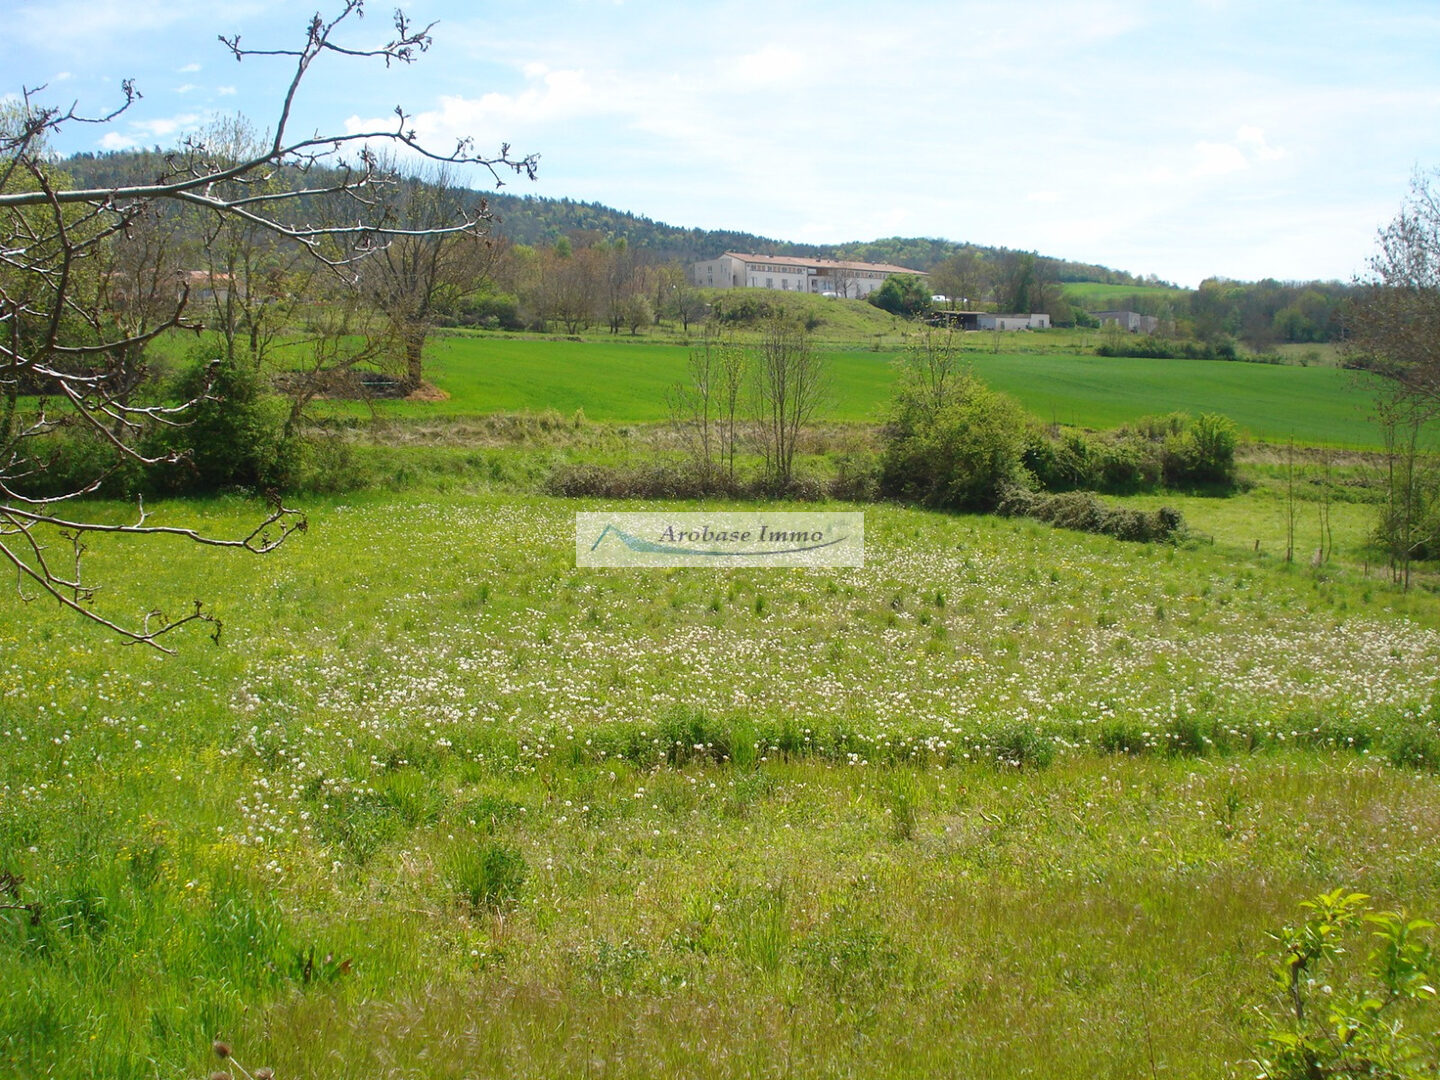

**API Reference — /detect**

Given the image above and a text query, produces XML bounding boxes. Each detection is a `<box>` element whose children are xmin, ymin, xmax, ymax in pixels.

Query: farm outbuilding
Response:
<box><xmin>1094</xmin><ymin>310</ymin><xmax>1160</xmax><ymax>334</ymax></box>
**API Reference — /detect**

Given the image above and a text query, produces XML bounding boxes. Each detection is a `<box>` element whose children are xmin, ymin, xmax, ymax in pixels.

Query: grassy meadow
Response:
<box><xmin>3</xmin><ymin>489</ymin><xmax>1440</xmax><ymax>1078</ymax></box>
<box><xmin>5</xmin><ymin>312</ymin><xmax>1438</xmax><ymax>1079</ymax></box>
<box><xmin>1060</xmin><ymin>281</ymin><xmax>1186</xmax><ymax>308</ymax></box>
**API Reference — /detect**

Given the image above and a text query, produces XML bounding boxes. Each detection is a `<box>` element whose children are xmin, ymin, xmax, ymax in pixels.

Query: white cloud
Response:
<box><xmin>1236</xmin><ymin>125</ymin><xmax>1285</xmax><ymax>162</ymax></box>
<box><xmin>728</xmin><ymin>44</ymin><xmax>811</xmax><ymax>86</ymax></box>
<box><xmin>177</xmin><ymin>62</ymin><xmax>200</xmax><ymax>73</ymax></box>
<box><xmin>1192</xmin><ymin>126</ymin><xmax>1287</xmax><ymax>177</ymax></box>
<box><xmin>1193</xmin><ymin>140</ymin><xmax>1251</xmax><ymax>176</ymax></box>
<box><xmin>348</xmin><ymin>65</ymin><xmax>606</xmax><ymax>146</ymax></box>
<box><xmin>113</xmin><ymin>113</ymin><xmax>203</xmax><ymax>142</ymax></box>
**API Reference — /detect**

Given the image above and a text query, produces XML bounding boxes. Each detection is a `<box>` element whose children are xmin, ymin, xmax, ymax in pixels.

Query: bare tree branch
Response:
<box><xmin>1</xmin><ymin>2</ymin><xmax>531</xmax><ymax>646</ymax></box>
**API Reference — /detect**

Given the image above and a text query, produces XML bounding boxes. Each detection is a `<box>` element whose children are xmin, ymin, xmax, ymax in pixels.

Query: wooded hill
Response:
<box><xmin>58</xmin><ymin>149</ymin><xmax>1357</xmax><ymax>344</ymax></box>
<box><xmin>59</xmin><ymin>149</ymin><xmax>1152</xmax><ymax>283</ymax></box>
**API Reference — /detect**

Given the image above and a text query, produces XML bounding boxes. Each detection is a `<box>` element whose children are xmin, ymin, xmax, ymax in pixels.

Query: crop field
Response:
<box><xmin>356</xmin><ymin>334</ymin><xmax>1380</xmax><ymax>446</ymax></box>
<box><xmin>1060</xmin><ymin>282</ymin><xmax>1186</xmax><ymax>307</ymax></box>
<box><xmin>3</xmin><ymin>491</ymin><xmax>1439</xmax><ymax>1078</ymax></box>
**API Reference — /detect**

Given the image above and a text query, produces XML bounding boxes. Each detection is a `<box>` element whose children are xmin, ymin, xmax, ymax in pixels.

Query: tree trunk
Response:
<box><xmin>404</xmin><ymin>327</ymin><xmax>426</xmax><ymax>392</ymax></box>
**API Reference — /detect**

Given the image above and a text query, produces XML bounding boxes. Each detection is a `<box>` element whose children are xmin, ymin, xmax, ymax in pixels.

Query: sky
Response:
<box><xmin>5</xmin><ymin>0</ymin><xmax>1439</xmax><ymax>287</ymax></box>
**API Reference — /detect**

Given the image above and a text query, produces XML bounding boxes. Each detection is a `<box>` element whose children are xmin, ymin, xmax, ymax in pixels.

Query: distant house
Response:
<box><xmin>1094</xmin><ymin>310</ymin><xmax>1159</xmax><ymax>334</ymax></box>
<box><xmin>690</xmin><ymin>252</ymin><xmax>926</xmax><ymax>299</ymax></box>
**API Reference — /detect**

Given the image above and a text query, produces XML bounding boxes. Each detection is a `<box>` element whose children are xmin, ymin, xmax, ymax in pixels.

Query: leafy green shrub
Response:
<box><xmin>1023</xmin><ymin>411</ymin><xmax>1238</xmax><ymax>494</ymax></box>
<box><xmin>454</xmin><ymin>291</ymin><xmax>523</xmax><ymax>330</ymax></box>
<box><xmin>1095</xmin><ymin>336</ymin><xmax>1282</xmax><ymax>363</ymax></box>
<box><xmin>829</xmin><ymin>450</ymin><xmax>882</xmax><ymax>501</ymax></box>
<box><xmin>867</xmin><ymin>274</ymin><xmax>932</xmax><ymax>317</ymax></box>
<box><xmin>14</xmin><ymin>425</ymin><xmax>146</xmax><ymax>500</ymax></box>
<box><xmin>1163</xmin><ymin>412</ymin><xmax>1238</xmax><ymax>486</ymax></box>
<box><xmin>1023</xmin><ymin>427</ymin><xmax>1096</xmax><ymax>491</ymax></box>
<box><xmin>709</xmin><ymin>293</ymin><xmax>781</xmax><ymax>326</ymax></box>
<box><xmin>881</xmin><ymin>376</ymin><xmax>1031</xmax><ymax>511</ymax></box>
<box><xmin>1254</xmin><ymin>889</ymin><xmax>1439</xmax><ymax>1080</ymax></box>
<box><xmin>145</xmin><ymin>356</ymin><xmax>294</xmax><ymax>493</ymax></box>
<box><xmin>1093</xmin><ymin>431</ymin><xmax>1165</xmax><ymax>492</ymax></box>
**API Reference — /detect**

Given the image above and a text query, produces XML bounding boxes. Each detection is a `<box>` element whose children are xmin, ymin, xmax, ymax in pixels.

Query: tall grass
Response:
<box><xmin>2</xmin><ymin>492</ymin><xmax>1437</xmax><ymax>1077</ymax></box>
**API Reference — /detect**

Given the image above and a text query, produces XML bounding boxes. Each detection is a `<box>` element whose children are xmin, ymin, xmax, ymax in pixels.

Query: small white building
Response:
<box><xmin>691</xmin><ymin>252</ymin><xmax>926</xmax><ymax>298</ymax></box>
<box><xmin>978</xmin><ymin>313</ymin><xmax>1051</xmax><ymax>331</ymax></box>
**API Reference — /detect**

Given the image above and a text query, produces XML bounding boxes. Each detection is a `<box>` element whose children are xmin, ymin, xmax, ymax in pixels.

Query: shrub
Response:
<box><xmin>145</xmin><ymin>356</ymin><xmax>294</xmax><ymax>493</ymax></box>
<box><xmin>1023</xmin><ymin>427</ymin><xmax>1096</xmax><ymax>491</ymax></box>
<box><xmin>997</xmin><ymin>486</ymin><xmax>1184</xmax><ymax>542</ymax></box>
<box><xmin>1023</xmin><ymin>411</ymin><xmax>1239</xmax><ymax>495</ymax></box>
<box><xmin>454</xmin><ymin>291</ymin><xmax>523</xmax><ymax>330</ymax></box>
<box><xmin>1093</xmin><ymin>433</ymin><xmax>1164</xmax><ymax>492</ymax></box>
<box><xmin>1253</xmin><ymin>889</ymin><xmax>1440</xmax><ymax>1080</ymax></box>
<box><xmin>881</xmin><ymin>376</ymin><xmax>1031</xmax><ymax>511</ymax></box>
<box><xmin>1163</xmin><ymin>412</ymin><xmax>1238</xmax><ymax>486</ymax></box>
<box><xmin>15</xmin><ymin>425</ymin><xmax>146</xmax><ymax>500</ymax></box>
<box><xmin>867</xmin><ymin>274</ymin><xmax>932</xmax><ymax>317</ymax></box>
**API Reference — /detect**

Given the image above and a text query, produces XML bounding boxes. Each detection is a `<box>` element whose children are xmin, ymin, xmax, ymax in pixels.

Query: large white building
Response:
<box><xmin>691</xmin><ymin>252</ymin><xmax>926</xmax><ymax>299</ymax></box>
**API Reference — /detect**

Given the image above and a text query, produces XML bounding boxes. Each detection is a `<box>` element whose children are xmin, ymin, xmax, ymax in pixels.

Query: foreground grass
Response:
<box><xmin>2</xmin><ymin>492</ymin><xmax>1438</xmax><ymax>1078</ymax></box>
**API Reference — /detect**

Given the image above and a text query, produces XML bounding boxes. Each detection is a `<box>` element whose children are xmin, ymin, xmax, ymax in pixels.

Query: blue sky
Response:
<box><xmin>6</xmin><ymin>0</ymin><xmax>1439</xmax><ymax>287</ymax></box>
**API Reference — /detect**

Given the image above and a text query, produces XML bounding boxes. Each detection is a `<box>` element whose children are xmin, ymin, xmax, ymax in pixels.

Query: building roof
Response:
<box><xmin>722</xmin><ymin>252</ymin><xmax>926</xmax><ymax>276</ymax></box>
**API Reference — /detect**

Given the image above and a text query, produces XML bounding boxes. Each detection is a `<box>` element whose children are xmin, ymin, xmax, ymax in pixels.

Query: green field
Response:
<box><xmin>4</xmin><ymin>312</ymin><xmax>1428</xmax><ymax>1079</ymax></box>
<box><xmin>360</xmin><ymin>333</ymin><xmax>1380</xmax><ymax>446</ymax></box>
<box><xmin>3</xmin><ymin>491</ymin><xmax>1439</xmax><ymax>1078</ymax></box>
<box><xmin>1061</xmin><ymin>281</ymin><xmax>1186</xmax><ymax>307</ymax></box>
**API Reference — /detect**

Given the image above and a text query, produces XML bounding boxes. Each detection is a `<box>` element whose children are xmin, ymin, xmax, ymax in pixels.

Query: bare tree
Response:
<box><xmin>753</xmin><ymin>318</ymin><xmax>827</xmax><ymax>490</ymax></box>
<box><xmin>1348</xmin><ymin>169</ymin><xmax>1440</xmax><ymax>407</ymax></box>
<box><xmin>668</xmin><ymin>335</ymin><xmax>747</xmax><ymax>485</ymax></box>
<box><xmin>668</xmin><ymin>340</ymin><xmax>722</xmax><ymax>483</ymax></box>
<box><xmin>361</xmin><ymin>160</ymin><xmax>498</xmax><ymax>390</ymax></box>
<box><xmin>542</xmin><ymin>240</ymin><xmax>604</xmax><ymax>335</ymax></box>
<box><xmin>0</xmin><ymin>2</ymin><xmax>535</xmax><ymax>648</ymax></box>
<box><xmin>1372</xmin><ymin>387</ymin><xmax>1439</xmax><ymax>589</ymax></box>
<box><xmin>1345</xmin><ymin>169</ymin><xmax>1440</xmax><ymax>588</ymax></box>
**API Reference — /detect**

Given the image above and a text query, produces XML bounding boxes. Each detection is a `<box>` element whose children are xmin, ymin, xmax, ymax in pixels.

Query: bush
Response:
<box><xmin>867</xmin><ymin>274</ymin><xmax>932</xmax><ymax>318</ymax></box>
<box><xmin>997</xmin><ymin>486</ymin><xmax>1184</xmax><ymax>542</ymax></box>
<box><xmin>1023</xmin><ymin>427</ymin><xmax>1096</xmax><ymax>492</ymax></box>
<box><xmin>1163</xmin><ymin>412</ymin><xmax>1238</xmax><ymax>486</ymax></box>
<box><xmin>145</xmin><ymin>356</ymin><xmax>294</xmax><ymax>494</ymax></box>
<box><xmin>1023</xmin><ymin>411</ymin><xmax>1239</xmax><ymax>495</ymax></box>
<box><xmin>1093</xmin><ymin>433</ymin><xmax>1164</xmax><ymax>493</ymax></box>
<box><xmin>15</xmin><ymin>425</ymin><xmax>146</xmax><ymax>500</ymax></box>
<box><xmin>1094</xmin><ymin>337</ymin><xmax>1282</xmax><ymax>363</ymax></box>
<box><xmin>454</xmin><ymin>291</ymin><xmax>523</xmax><ymax>330</ymax></box>
<box><xmin>881</xmin><ymin>376</ymin><xmax>1031</xmax><ymax>511</ymax></box>
<box><xmin>1254</xmin><ymin>889</ymin><xmax>1440</xmax><ymax>1080</ymax></box>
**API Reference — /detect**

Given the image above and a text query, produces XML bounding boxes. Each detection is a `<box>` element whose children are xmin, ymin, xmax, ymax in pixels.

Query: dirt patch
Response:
<box><xmin>405</xmin><ymin>382</ymin><xmax>450</xmax><ymax>402</ymax></box>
